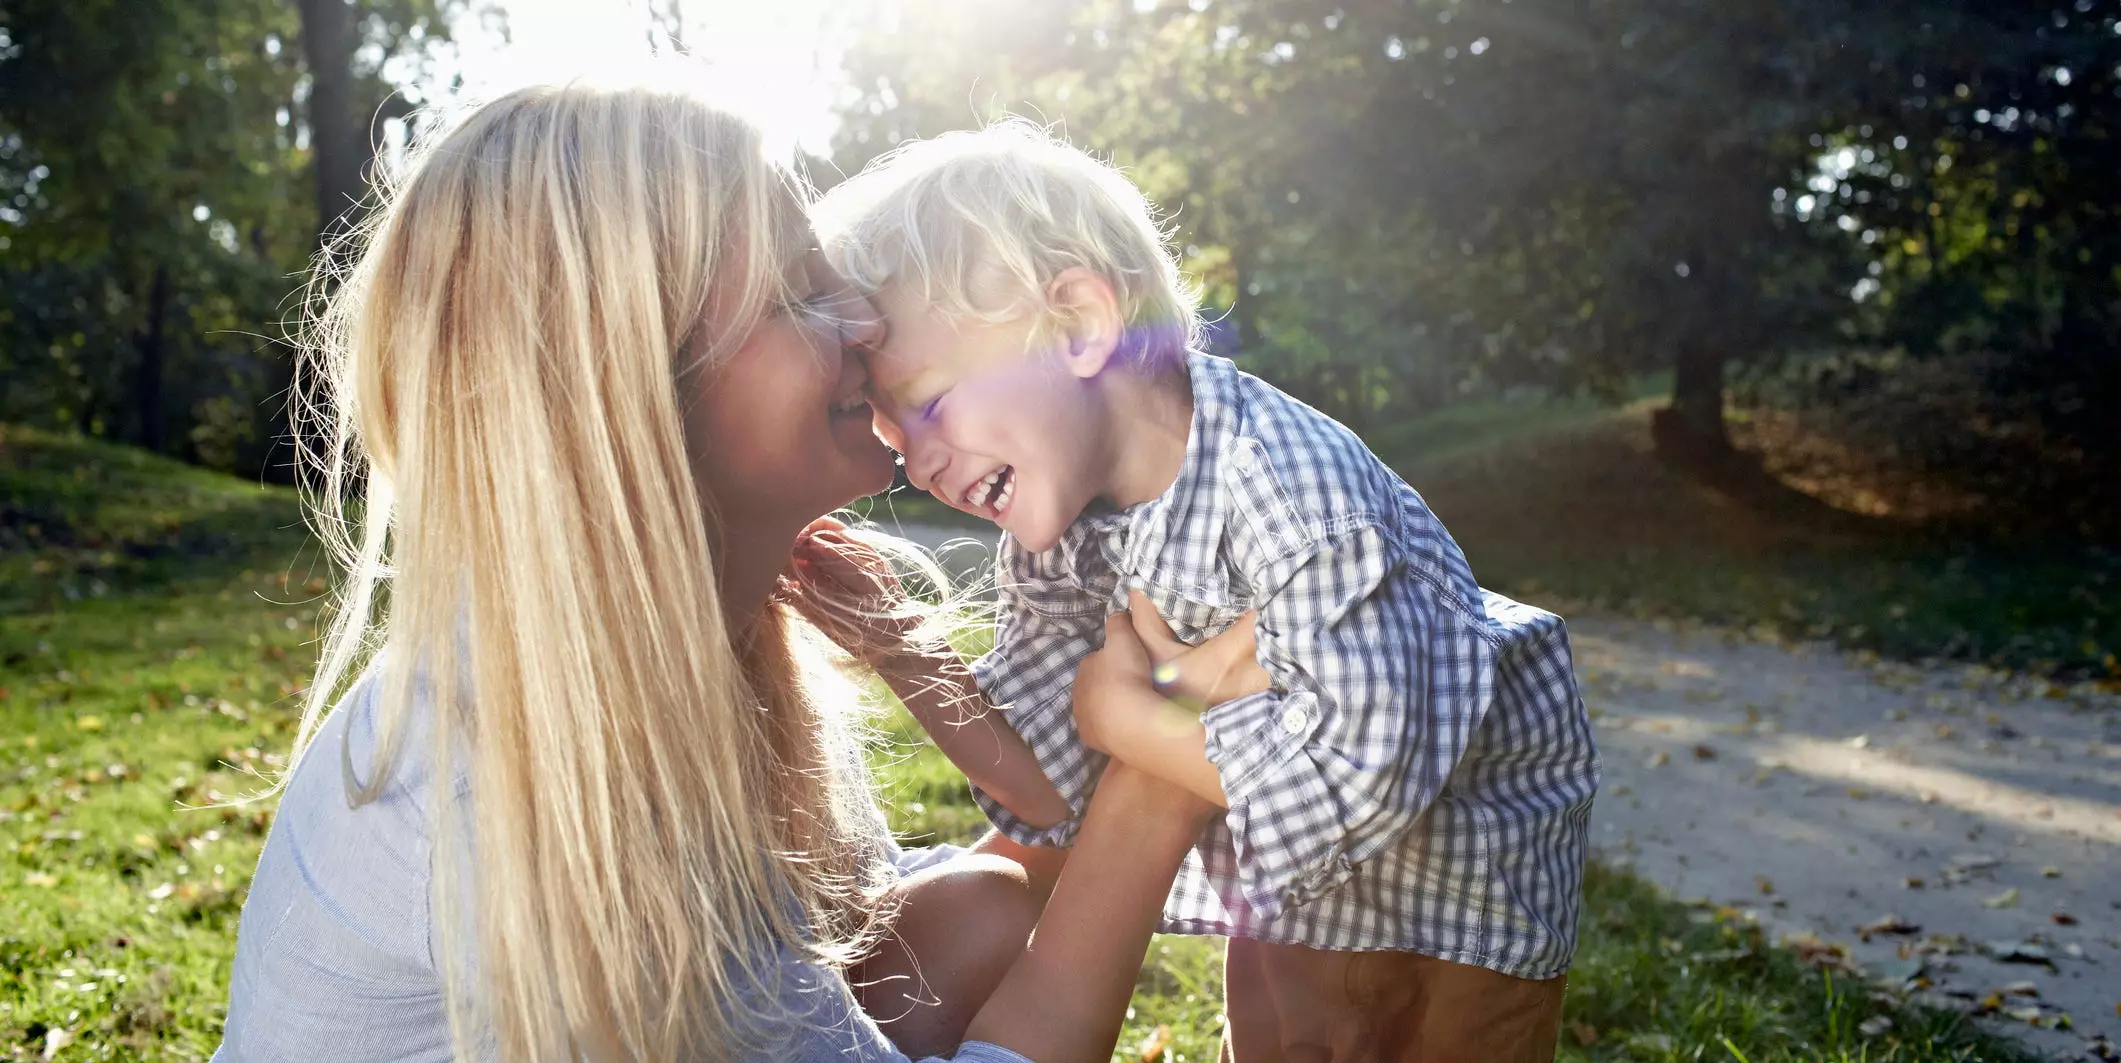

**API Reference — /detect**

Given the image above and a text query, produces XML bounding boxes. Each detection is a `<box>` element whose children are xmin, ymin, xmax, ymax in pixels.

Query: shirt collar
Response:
<box><xmin>1074</xmin><ymin>351</ymin><xmax>1242</xmax><ymax>605</ymax></box>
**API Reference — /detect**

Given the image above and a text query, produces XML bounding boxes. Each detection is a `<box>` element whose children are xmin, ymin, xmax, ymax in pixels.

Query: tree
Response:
<box><xmin>831</xmin><ymin>0</ymin><xmax>2115</xmax><ymax>472</ymax></box>
<box><xmin>0</xmin><ymin>0</ymin><xmax>454</xmax><ymax>474</ymax></box>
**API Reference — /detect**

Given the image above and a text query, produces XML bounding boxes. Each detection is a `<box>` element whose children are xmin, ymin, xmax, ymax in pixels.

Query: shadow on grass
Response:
<box><xmin>1</xmin><ymin>426</ymin><xmax>315</xmax><ymax>615</ymax></box>
<box><xmin>1396</xmin><ymin>404</ymin><xmax>2120</xmax><ymax>678</ymax></box>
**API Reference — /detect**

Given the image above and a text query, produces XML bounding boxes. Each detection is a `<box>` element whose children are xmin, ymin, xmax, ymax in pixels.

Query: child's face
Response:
<box><xmin>861</xmin><ymin>284</ymin><xmax>1108</xmax><ymax>553</ymax></box>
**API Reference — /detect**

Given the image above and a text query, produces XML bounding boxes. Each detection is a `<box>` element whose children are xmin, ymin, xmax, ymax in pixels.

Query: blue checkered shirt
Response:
<box><xmin>968</xmin><ymin>352</ymin><xmax>1601</xmax><ymax>978</ymax></box>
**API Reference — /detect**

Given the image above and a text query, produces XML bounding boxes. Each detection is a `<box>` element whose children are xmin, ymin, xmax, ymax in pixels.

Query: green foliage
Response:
<box><xmin>0</xmin><ymin>0</ymin><xmax>454</xmax><ymax>475</ymax></box>
<box><xmin>830</xmin><ymin>0</ymin><xmax>2121</xmax><ymax>453</ymax></box>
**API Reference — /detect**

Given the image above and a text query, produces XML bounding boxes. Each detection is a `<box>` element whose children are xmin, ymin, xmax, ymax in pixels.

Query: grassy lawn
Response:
<box><xmin>1384</xmin><ymin>396</ymin><xmax>2119</xmax><ymax>680</ymax></box>
<box><xmin>1</xmin><ymin>424</ymin><xmax>2041</xmax><ymax>1062</ymax></box>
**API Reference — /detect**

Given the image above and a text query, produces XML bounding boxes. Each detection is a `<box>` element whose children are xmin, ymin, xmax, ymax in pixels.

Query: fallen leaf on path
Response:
<box><xmin>1982</xmin><ymin>887</ymin><xmax>2020</xmax><ymax>909</ymax></box>
<box><xmin>2041</xmin><ymin>866</ymin><xmax>2061</xmax><ymax>878</ymax></box>
<box><xmin>1856</xmin><ymin>914</ymin><xmax>1921</xmax><ymax>941</ymax></box>
<box><xmin>1999</xmin><ymin>980</ymin><xmax>2040</xmax><ymax>997</ymax></box>
<box><xmin>1691</xmin><ymin>744</ymin><xmax>1717</xmax><ymax>760</ymax></box>
<box><xmin>1983</xmin><ymin>940</ymin><xmax>2056</xmax><ymax>967</ymax></box>
<box><xmin>1756</xmin><ymin>875</ymin><xmax>1774</xmax><ymax>895</ymax></box>
<box><xmin>2050</xmin><ymin>912</ymin><xmax>2078</xmax><ymax>926</ymax></box>
<box><xmin>1646</xmin><ymin>750</ymin><xmax>1670</xmax><ymax>767</ymax></box>
<box><xmin>1903</xmin><ymin>876</ymin><xmax>1926</xmax><ymax>889</ymax></box>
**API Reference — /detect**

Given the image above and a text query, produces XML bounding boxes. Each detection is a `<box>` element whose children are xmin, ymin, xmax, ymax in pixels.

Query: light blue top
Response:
<box><xmin>212</xmin><ymin>675</ymin><xmax>1028</xmax><ymax>1063</ymax></box>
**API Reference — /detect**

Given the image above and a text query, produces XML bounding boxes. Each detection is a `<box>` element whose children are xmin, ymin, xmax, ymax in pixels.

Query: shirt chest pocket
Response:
<box><xmin>1122</xmin><ymin>574</ymin><xmax>1252</xmax><ymax>646</ymax></box>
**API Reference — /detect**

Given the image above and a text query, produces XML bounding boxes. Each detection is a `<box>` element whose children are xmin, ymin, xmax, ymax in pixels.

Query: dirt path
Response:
<box><xmin>1577</xmin><ymin>616</ymin><xmax>2119</xmax><ymax>1060</ymax></box>
<box><xmin>880</xmin><ymin>522</ymin><xmax>2121</xmax><ymax>1059</ymax></box>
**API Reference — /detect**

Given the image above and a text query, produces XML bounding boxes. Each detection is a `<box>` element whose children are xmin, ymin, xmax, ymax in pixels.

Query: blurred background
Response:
<box><xmin>2</xmin><ymin>4</ymin><xmax>2119</xmax><ymax>1059</ymax></box>
<box><xmin>3</xmin><ymin>0</ymin><xmax>2117</xmax><ymax>673</ymax></box>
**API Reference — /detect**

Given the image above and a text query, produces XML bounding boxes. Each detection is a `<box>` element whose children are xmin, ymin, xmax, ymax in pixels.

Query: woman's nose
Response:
<box><xmin>834</xmin><ymin>288</ymin><xmax>888</xmax><ymax>353</ymax></box>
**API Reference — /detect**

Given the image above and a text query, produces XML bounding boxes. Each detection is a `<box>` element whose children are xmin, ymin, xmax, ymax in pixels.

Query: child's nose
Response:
<box><xmin>902</xmin><ymin>436</ymin><xmax>949</xmax><ymax>495</ymax></box>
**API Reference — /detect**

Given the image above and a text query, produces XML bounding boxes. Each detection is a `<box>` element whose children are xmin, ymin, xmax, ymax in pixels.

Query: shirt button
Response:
<box><xmin>1232</xmin><ymin>445</ymin><xmax>1258</xmax><ymax>471</ymax></box>
<box><xmin>1280</xmin><ymin>705</ymin><xmax>1309</xmax><ymax>735</ymax></box>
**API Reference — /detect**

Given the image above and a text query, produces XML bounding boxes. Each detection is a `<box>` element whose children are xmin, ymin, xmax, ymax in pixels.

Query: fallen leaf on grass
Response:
<box><xmin>41</xmin><ymin>1027</ymin><xmax>74</xmax><ymax>1061</ymax></box>
<box><xmin>1785</xmin><ymin>934</ymin><xmax>1860</xmax><ymax>975</ymax></box>
<box><xmin>1135</xmin><ymin>1024</ymin><xmax>1172</xmax><ymax>1062</ymax></box>
<box><xmin>24</xmin><ymin>872</ymin><xmax>56</xmax><ymax>887</ymax></box>
<box><xmin>1625</xmin><ymin>1032</ymin><xmax>1674</xmax><ymax>1053</ymax></box>
<box><xmin>1857</xmin><ymin>1015</ymin><xmax>1893</xmax><ymax>1037</ymax></box>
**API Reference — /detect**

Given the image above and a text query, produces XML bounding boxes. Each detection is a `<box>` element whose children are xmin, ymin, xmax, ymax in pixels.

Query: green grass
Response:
<box><xmin>1</xmin><ymin>424</ymin><xmax>2039</xmax><ymax>1061</ymax></box>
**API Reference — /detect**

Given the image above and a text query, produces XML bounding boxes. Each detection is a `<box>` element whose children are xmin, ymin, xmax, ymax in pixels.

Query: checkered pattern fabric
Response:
<box><xmin>968</xmin><ymin>352</ymin><xmax>1602</xmax><ymax>978</ymax></box>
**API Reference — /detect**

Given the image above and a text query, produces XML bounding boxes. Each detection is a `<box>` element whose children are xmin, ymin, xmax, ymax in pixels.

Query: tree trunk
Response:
<box><xmin>1668</xmin><ymin>335</ymin><xmax>1730</xmax><ymax>449</ymax></box>
<box><xmin>297</xmin><ymin>0</ymin><xmax>361</xmax><ymax>250</ymax></box>
<box><xmin>133</xmin><ymin>264</ymin><xmax>171</xmax><ymax>453</ymax></box>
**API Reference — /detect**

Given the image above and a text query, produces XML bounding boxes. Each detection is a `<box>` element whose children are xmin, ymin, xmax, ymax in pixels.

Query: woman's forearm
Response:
<box><xmin>963</xmin><ymin>763</ymin><xmax>1211</xmax><ymax>1063</ymax></box>
<box><xmin>880</xmin><ymin>656</ymin><xmax>1071</xmax><ymax>829</ymax></box>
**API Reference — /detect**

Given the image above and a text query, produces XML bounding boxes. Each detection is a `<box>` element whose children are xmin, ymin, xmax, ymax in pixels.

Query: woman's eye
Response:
<box><xmin>921</xmin><ymin>396</ymin><xmax>942</xmax><ymax>420</ymax></box>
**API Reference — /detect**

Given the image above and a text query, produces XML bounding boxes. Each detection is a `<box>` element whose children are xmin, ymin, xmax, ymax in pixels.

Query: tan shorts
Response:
<box><xmin>1221</xmin><ymin>939</ymin><xmax>1568</xmax><ymax>1063</ymax></box>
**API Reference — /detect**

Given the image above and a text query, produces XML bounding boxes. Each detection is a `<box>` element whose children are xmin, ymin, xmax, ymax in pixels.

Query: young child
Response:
<box><xmin>815</xmin><ymin>122</ymin><xmax>1602</xmax><ymax>1061</ymax></box>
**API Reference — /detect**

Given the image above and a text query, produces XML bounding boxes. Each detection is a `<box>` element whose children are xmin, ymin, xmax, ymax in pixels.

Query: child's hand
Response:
<box><xmin>1072</xmin><ymin>612</ymin><xmax>1155</xmax><ymax>755</ymax></box>
<box><xmin>781</xmin><ymin>517</ymin><xmax>923</xmax><ymax>668</ymax></box>
<box><xmin>1125</xmin><ymin>590</ymin><xmax>1272</xmax><ymax>710</ymax></box>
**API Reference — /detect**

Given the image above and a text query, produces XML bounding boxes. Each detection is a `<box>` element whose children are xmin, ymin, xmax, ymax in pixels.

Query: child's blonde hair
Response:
<box><xmin>815</xmin><ymin>118</ymin><xmax>1200</xmax><ymax>369</ymax></box>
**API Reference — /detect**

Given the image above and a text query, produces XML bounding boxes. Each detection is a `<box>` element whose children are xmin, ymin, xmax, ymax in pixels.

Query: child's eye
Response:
<box><xmin>921</xmin><ymin>395</ymin><xmax>943</xmax><ymax>420</ymax></box>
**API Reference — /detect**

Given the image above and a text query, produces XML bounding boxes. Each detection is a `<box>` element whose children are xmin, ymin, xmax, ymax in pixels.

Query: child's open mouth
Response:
<box><xmin>961</xmin><ymin>465</ymin><xmax>1015</xmax><ymax>519</ymax></box>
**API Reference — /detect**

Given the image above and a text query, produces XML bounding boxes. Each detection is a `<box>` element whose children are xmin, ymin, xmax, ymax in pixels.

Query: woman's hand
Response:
<box><xmin>1124</xmin><ymin>590</ymin><xmax>1272</xmax><ymax>711</ymax></box>
<box><xmin>779</xmin><ymin>517</ymin><xmax>924</xmax><ymax>668</ymax></box>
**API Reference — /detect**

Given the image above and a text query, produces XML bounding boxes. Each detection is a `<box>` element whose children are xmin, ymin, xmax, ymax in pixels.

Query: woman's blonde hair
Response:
<box><xmin>291</xmin><ymin>76</ymin><xmax>891</xmax><ymax>1061</ymax></box>
<box><xmin>813</xmin><ymin>118</ymin><xmax>1201</xmax><ymax>370</ymax></box>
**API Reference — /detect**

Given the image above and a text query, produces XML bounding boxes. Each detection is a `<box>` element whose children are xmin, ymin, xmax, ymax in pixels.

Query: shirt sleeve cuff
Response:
<box><xmin>970</xmin><ymin>779</ymin><xmax>1083</xmax><ymax>848</ymax></box>
<box><xmin>1201</xmin><ymin>688</ymin><xmax>1354</xmax><ymax>918</ymax></box>
<box><xmin>925</xmin><ymin>1041</ymin><xmax>1035</xmax><ymax>1063</ymax></box>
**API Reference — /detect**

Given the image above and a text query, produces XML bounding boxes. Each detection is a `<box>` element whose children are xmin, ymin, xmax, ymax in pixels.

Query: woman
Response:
<box><xmin>215</xmin><ymin>78</ymin><xmax>1249</xmax><ymax>1062</ymax></box>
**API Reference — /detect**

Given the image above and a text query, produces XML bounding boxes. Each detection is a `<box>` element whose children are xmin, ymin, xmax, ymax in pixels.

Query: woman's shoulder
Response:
<box><xmin>217</xmin><ymin>671</ymin><xmax>459</xmax><ymax>1061</ymax></box>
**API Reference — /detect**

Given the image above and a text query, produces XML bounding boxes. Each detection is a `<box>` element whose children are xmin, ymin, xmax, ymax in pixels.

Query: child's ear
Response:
<box><xmin>1045</xmin><ymin>267</ymin><xmax>1126</xmax><ymax>380</ymax></box>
